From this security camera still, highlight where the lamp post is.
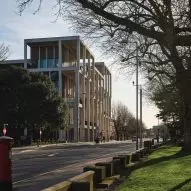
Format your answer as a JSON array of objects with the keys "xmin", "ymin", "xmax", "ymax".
[
  {"xmin": 133, "ymin": 63, "xmax": 140, "ymax": 150},
  {"xmin": 132, "ymin": 52, "xmax": 143, "ymax": 149},
  {"xmin": 140, "ymin": 87, "xmax": 143, "ymax": 148}
]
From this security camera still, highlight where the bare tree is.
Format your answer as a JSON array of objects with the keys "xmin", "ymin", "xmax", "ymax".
[
  {"xmin": 112, "ymin": 101, "xmax": 144, "ymax": 140},
  {"xmin": 16, "ymin": 0, "xmax": 191, "ymax": 150},
  {"xmin": 0, "ymin": 43, "xmax": 9, "ymax": 62}
]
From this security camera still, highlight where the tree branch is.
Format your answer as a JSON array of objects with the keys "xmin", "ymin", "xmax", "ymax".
[{"xmin": 77, "ymin": 0, "xmax": 164, "ymax": 41}]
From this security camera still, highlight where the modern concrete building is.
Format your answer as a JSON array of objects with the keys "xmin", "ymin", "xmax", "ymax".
[{"xmin": 3, "ymin": 36, "xmax": 112, "ymax": 142}]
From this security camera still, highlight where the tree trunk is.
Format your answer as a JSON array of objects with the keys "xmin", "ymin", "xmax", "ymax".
[
  {"xmin": 184, "ymin": 107, "xmax": 191, "ymax": 150},
  {"xmin": 177, "ymin": 69, "xmax": 191, "ymax": 151}
]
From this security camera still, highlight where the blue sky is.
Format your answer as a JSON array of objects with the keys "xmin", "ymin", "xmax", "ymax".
[{"xmin": 1, "ymin": 0, "xmax": 159, "ymax": 129}]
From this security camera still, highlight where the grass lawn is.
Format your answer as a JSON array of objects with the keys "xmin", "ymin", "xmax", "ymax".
[{"xmin": 117, "ymin": 146, "xmax": 191, "ymax": 191}]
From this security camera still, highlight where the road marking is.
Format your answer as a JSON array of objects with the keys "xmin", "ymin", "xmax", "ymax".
[
  {"xmin": 20, "ymin": 150, "xmax": 35, "ymax": 153},
  {"xmin": 48, "ymin": 153, "xmax": 58, "ymax": 157},
  {"xmin": 13, "ymin": 152, "xmax": 128, "ymax": 185}
]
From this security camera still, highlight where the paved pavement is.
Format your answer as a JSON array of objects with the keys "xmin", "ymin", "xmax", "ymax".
[{"xmin": 12, "ymin": 141, "xmax": 136, "ymax": 191}]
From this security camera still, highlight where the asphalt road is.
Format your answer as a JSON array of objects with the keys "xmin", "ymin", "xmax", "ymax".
[{"xmin": 12, "ymin": 141, "xmax": 136, "ymax": 191}]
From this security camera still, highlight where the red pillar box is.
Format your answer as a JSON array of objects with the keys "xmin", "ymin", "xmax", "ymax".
[{"xmin": 0, "ymin": 136, "xmax": 13, "ymax": 191}]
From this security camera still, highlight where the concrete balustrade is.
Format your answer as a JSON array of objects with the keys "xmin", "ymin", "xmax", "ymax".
[
  {"xmin": 95, "ymin": 162, "xmax": 113, "ymax": 177},
  {"xmin": 41, "ymin": 171, "xmax": 95, "ymax": 191},
  {"xmin": 113, "ymin": 156, "xmax": 126, "ymax": 169},
  {"xmin": 113, "ymin": 154, "xmax": 131, "ymax": 169},
  {"xmin": 83, "ymin": 166, "xmax": 106, "ymax": 185},
  {"xmin": 41, "ymin": 141, "xmax": 163, "ymax": 191},
  {"xmin": 112, "ymin": 159, "xmax": 122, "ymax": 174},
  {"xmin": 131, "ymin": 152, "xmax": 140, "ymax": 162},
  {"xmin": 41, "ymin": 181, "xmax": 71, "ymax": 191},
  {"xmin": 138, "ymin": 149, "xmax": 145, "ymax": 158},
  {"xmin": 118, "ymin": 154, "xmax": 132, "ymax": 165},
  {"xmin": 144, "ymin": 140, "xmax": 152, "ymax": 150}
]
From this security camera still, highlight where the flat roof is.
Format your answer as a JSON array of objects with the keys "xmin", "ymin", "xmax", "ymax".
[
  {"xmin": 25, "ymin": 36, "xmax": 80, "ymax": 43},
  {"xmin": 25, "ymin": 36, "xmax": 95, "ymax": 58},
  {"xmin": 95, "ymin": 62, "xmax": 111, "ymax": 74}
]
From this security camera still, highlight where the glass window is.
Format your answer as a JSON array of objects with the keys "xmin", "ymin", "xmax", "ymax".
[
  {"xmin": 40, "ymin": 59, "xmax": 47, "ymax": 68},
  {"xmin": 48, "ymin": 59, "xmax": 55, "ymax": 68}
]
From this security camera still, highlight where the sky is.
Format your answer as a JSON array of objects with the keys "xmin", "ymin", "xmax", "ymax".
[{"xmin": 1, "ymin": 0, "xmax": 159, "ymax": 129}]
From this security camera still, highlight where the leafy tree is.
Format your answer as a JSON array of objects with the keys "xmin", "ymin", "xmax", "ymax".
[
  {"xmin": 147, "ymin": 75, "xmax": 184, "ymax": 140},
  {"xmin": 0, "ymin": 65, "xmax": 66, "ymax": 131},
  {"xmin": 17, "ymin": 0, "xmax": 191, "ymax": 150}
]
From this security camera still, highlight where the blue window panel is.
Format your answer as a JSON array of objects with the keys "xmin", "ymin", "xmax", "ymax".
[
  {"xmin": 40, "ymin": 59, "xmax": 47, "ymax": 68},
  {"xmin": 48, "ymin": 59, "xmax": 55, "ymax": 68}
]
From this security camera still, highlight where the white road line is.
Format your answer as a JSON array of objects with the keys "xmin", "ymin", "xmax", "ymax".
[
  {"xmin": 20, "ymin": 150, "xmax": 35, "ymax": 153},
  {"xmin": 13, "ymin": 152, "xmax": 122, "ymax": 185},
  {"xmin": 48, "ymin": 153, "xmax": 58, "ymax": 157}
]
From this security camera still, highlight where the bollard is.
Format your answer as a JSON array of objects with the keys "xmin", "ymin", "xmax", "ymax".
[{"xmin": 0, "ymin": 136, "xmax": 13, "ymax": 191}]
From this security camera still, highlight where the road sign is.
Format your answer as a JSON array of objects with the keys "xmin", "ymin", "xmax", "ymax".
[{"xmin": 3, "ymin": 128, "xmax": 6, "ymax": 136}]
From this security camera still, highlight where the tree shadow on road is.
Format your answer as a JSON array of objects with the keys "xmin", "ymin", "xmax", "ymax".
[{"xmin": 168, "ymin": 178, "xmax": 191, "ymax": 191}]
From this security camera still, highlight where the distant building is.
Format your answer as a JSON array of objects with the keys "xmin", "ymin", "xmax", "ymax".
[
  {"xmin": 2, "ymin": 36, "xmax": 112, "ymax": 142},
  {"xmin": 152, "ymin": 124, "xmax": 170, "ymax": 140}
]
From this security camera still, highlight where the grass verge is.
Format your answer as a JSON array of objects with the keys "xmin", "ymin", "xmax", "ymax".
[{"xmin": 117, "ymin": 146, "xmax": 191, "ymax": 191}]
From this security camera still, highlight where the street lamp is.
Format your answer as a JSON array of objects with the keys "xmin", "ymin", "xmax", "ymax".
[
  {"xmin": 133, "ymin": 81, "xmax": 143, "ymax": 150},
  {"xmin": 132, "ymin": 41, "xmax": 144, "ymax": 150},
  {"xmin": 140, "ymin": 87, "xmax": 143, "ymax": 148}
]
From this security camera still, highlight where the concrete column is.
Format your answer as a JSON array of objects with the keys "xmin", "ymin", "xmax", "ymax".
[
  {"xmin": 46, "ymin": 47, "xmax": 48, "ymax": 68},
  {"xmin": 73, "ymin": 39, "xmax": 80, "ymax": 142},
  {"xmin": 109, "ymin": 73, "xmax": 112, "ymax": 115},
  {"xmin": 107, "ymin": 70, "xmax": 110, "ymax": 141},
  {"xmin": 98, "ymin": 75, "xmax": 101, "ymax": 135},
  {"xmin": 24, "ymin": 40, "xmax": 27, "ymax": 69},
  {"xmin": 58, "ymin": 40, "xmax": 62, "ymax": 96},
  {"xmin": 87, "ymin": 53, "xmax": 91, "ymax": 141},
  {"xmin": 38, "ymin": 46, "xmax": 40, "ymax": 69},
  {"xmin": 103, "ymin": 68, "xmax": 106, "ymax": 139},
  {"xmin": 66, "ymin": 77, "xmax": 70, "ymax": 142},
  {"xmin": 106, "ymin": 74, "xmax": 108, "ymax": 140},
  {"xmin": 81, "ymin": 46, "xmax": 86, "ymax": 141},
  {"xmin": 91, "ymin": 58, "xmax": 95, "ymax": 141},
  {"xmin": 53, "ymin": 46, "xmax": 55, "ymax": 68},
  {"xmin": 95, "ymin": 73, "xmax": 98, "ymax": 138}
]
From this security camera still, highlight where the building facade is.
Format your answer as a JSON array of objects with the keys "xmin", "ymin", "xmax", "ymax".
[{"xmin": 4, "ymin": 36, "xmax": 112, "ymax": 142}]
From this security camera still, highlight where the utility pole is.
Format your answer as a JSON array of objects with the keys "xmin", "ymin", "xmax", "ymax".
[
  {"xmin": 140, "ymin": 87, "xmax": 142, "ymax": 148},
  {"xmin": 136, "ymin": 51, "xmax": 139, "ymax": 150}
]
